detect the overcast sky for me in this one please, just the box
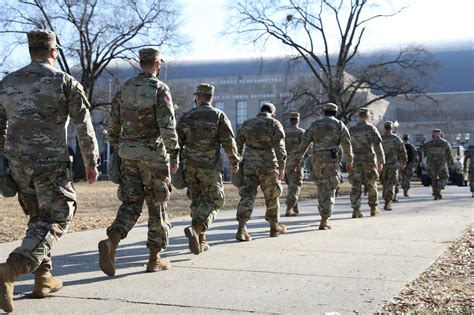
[177,0,474,60]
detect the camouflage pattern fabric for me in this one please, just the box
[421,137,453,195]
[380,133,407,202]
[400,143,419,192]
[0,60,99,272]
[236,112,286,223]
[107,72,179,250]
[284,125,305,208]
[294,116,353,217]
[177,103,239,230]
[348,121,385,209]
[107,159,171,250]
[463,148,474,192]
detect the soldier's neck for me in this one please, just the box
[32,58,55,66]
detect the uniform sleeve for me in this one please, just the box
[0,101,6,154]
[273,121,287,171]
[236,124,246,157]
[107,91,121,149]
[65,78,99,168]
[399,138,408,165]
[373,127,385,164]
[340,123,353,164]
[446,142,454,167]
[294,128,313,162]
[156,85,179,163]
[176,115,186,149]
[218,113,240,167]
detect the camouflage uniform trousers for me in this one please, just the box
[380,165,399,202]
[7,160,76,273]
[107,159,172,251]
[184,165,225,231]
[284,164,303,208]
[349,162,379,209]
[401,162,417,192]
[237,166,282,223]
[311,156,340,217]
[427,163,449,195]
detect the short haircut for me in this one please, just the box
[139,60,156,70]
[260,104,274,114]
[197,93,212,103]
[384,125,393,130]
[29,46,51,59]
[324,110,337,116]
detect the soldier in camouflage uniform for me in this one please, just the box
[348,108,385,218]
[0,30,99,312]
[236,103,287,240]
[284,112,305,217]
[421,129,453,200]
[293,103,353,230]
[400,134,419,197]
[380,121,407,210]
[177,84,239,255]
[98,48,179,276]
[463,145,474,198]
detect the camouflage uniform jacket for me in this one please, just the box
[108,72,179,163]
[381,133,407,166]
[349,121,385,165]
[237,112,286,172]
[464,148,474,170]
[0,60,99,167]
[421,137,453,167]
[177,103,239,170]
[295,116,353,164]
[284,125,305,167]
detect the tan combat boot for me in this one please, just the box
[270,222,287,237]
[293,203,299,215]
[285,205,295,217]
[352,208,363,218]
[146,250,171,272]
[383,200,392,211]
[370,206,380,216]
[184,225,201,255]
[98,229,121,276]
[236,219,251,242]
[32,260,62,298]
[319,215,332,230]
[0,261,27,312]
[199,233,209,252]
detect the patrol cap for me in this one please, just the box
[384,120,394,128]
[358,107,370,116]
[260,102,276,113]
[432,128,441,133]
[27,29,59,49]
[323,103,338,112]
[194,83,215,96]
[139,48,164,62]
[289,112,300,119]
[402,134,410,140]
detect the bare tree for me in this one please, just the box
[0,0,187,107]
[228,0,438,123]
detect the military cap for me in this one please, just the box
[289,112,300,119]
[432,128,441,133]
[402,134,410,140]
[139,48,164,62]
[384,120,394,128]
[27,29,59,49]
[194,83,215,95]
[358,107,370,116]
[260,102,276,113]
[323,103,338,112]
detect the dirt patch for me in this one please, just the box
[382,229,473,313]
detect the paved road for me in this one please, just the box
[0,186,471,314]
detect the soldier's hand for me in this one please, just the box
[86,167,98,184]
[232,165,239,174]
[292,160,300,171]
[277,169,285,180]
[171,163,178,174]
[400,164,406,171]
[346,162,353,172]
[377,163,383,173]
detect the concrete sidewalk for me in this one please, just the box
[0,186,471,314]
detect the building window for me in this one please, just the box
[214,101,224,111]
[236,100,247,126]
